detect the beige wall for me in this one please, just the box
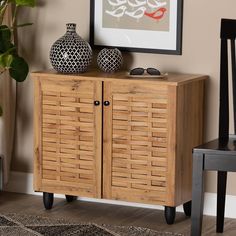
[13,0,236,195]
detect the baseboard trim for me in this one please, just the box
[5,171,236,218]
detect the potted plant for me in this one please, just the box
[0,0,36,114]
[0,0,35,188]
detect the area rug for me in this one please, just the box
[0,213,183,236]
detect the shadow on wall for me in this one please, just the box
[4,172,32,193]
[122,52,134,70]
[12,80,33,172]
[12,1,51,173]
[17,0,50,70]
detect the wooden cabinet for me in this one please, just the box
[32,70,207,223]
[34,78,102,198]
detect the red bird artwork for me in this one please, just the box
[144,7,167,20]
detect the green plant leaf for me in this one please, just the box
[0,25,11,38]
[0,25,13,53]
[0,53,13,67]
[13,0,36,7]
[9,56,29,82]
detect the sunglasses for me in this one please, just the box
[129,67,161,76]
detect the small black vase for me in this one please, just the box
[97,48,123,73]
[50,23,92,73]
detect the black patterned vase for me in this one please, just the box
[97,48,123,73]
[50,23,92,73]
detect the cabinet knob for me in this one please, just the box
[104,101,110,106]
[94,101,100,106]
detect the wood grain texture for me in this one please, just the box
[32,71,207,208]
[33,76,102,198]
[166,86,177,206]
[175,80,205,206]
[32,70,208,86]
[33,77,42,191]
[103,82,113,199]
[103,81,169,205]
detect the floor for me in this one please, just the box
[0,192,235,235]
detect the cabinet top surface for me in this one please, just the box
[31,69,208,85]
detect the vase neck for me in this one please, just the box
[66,23,76,34]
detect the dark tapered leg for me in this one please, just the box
[191,152,205,236]
[217,171,227,233]
[43,192,54,210]
[65,195,77,202]
[164,206,176,224]
[183,201,192,217]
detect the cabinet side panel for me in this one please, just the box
[34,77,42,191]
[175,79,205,205]
[166,86,177,206]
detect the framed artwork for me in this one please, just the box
[90,0,183,55]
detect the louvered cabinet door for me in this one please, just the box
[34,78,102,198]
[103,81,176,206]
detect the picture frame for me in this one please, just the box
[90,0,183,55]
